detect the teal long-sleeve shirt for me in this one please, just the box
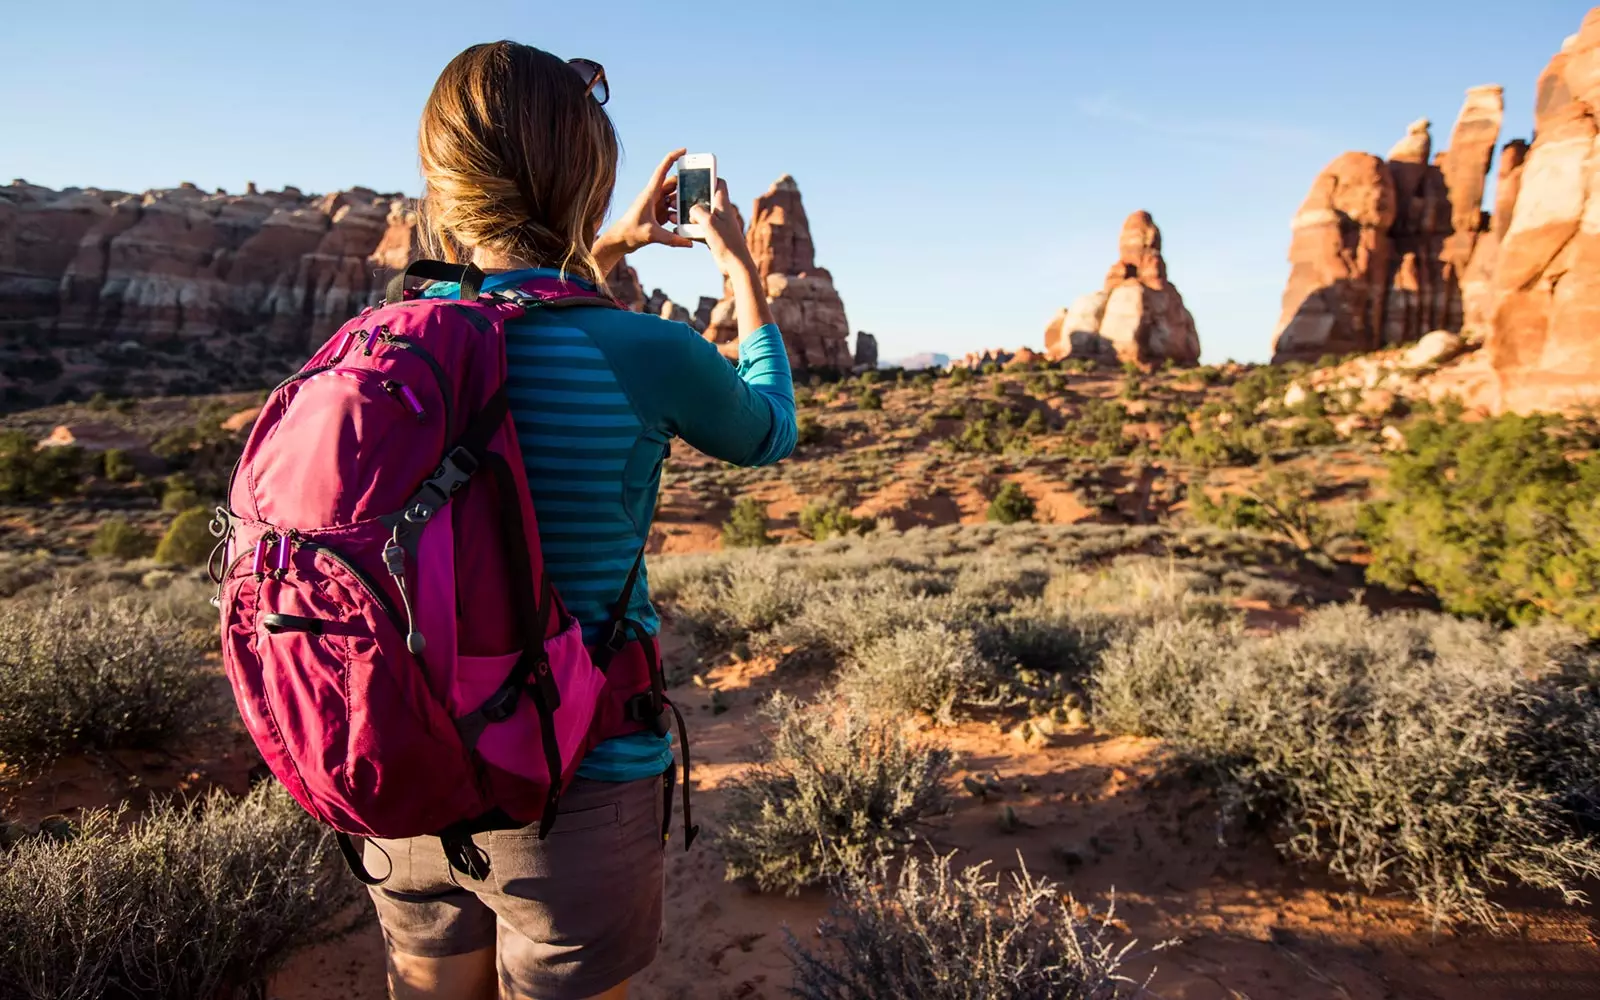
[425,267,797,779]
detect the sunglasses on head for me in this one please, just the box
[568,57,608,106]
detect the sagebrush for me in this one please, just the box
[0,782,361,1000]
[788,852,1151,1000]
[719,695,952,894]
[1092,604,1600,925]
[0,589,217,767]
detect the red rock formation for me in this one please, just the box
[853,331,878,370]
[704,177,852,371]
[1483,10,1600,412]
[1045,211,1200,366]
[605,259,646,311]
[1274,84,1514,362]
[4,181,419,351]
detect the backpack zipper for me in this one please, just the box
[295,538,408,637]
[376,333,454,441]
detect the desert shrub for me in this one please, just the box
[1092,606,1600,926]
[88,516,156,560]
[160,472,200,512]
[1361,413,1600,634]
[1190,468,1347,553]
[0,782,361,1000]
[988,481,1036,524]
[798,499,872,541]
[101,448,136,483]
[840,622,993,723]
[0,432,83,501]
[1045,556,1230,628]
[721,497,773,548]
[1231,365,1292,414]
[1022,408,1048,435]
[155,507,217,566]
[789,854,1150,1000]
[796,413,825,447]
[858,388,883,411]
[0,590,216,767]
[721,695,952,894]
[947,366,973,386]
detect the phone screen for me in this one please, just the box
[679,167,712,225]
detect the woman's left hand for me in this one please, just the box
[594,148,695,273]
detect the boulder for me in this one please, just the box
[853,331,878,370]
[1400,330,1465,370]
[1045,211,1199,366]
[220,406,262,433]
[693,295,717,331]
[38,422,144,453]
[1483,9,1600,412]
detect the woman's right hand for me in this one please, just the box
[690,179,755,280]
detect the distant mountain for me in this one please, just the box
[890,352,949,370]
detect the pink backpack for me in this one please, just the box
[211,261,694,882]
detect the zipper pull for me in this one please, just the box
[384,380,427,422]
[333,328,360,361]
[383,529,426,654]
[363,324,387,356]
[251,535,274,579]
[274,530,296,578]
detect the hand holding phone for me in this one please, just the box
[676,154,716,242]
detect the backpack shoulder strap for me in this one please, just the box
[497,274,623,311]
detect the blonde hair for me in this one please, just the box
[417,41,618,287]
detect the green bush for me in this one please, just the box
[721,497,774,548]
[1361,413,1600,633]
[720,695,952,894]
[987,481,1035,524]
[0,432,83,501]
[858,388,883,411]
[155,507,217,566]
[0,782,362,1000]
[88,516,156,560]
[101,448,137,483]
[161,472,200,512]
[947,366,973,386]
[787,851,1145,1000]
[798,500,872,542]
[0,590,216,768]
[1190,468,1345,553]
[1092,606,1600,926]
[796,414,825,447]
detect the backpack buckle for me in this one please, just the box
[603,620,630,653]
[480,683,521,723]
[624,693,670,736]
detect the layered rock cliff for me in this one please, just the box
[1482,10,1600,412]
[1044,211,1201,366]
[1,181,415,346]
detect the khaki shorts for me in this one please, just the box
[365,775,666,1000]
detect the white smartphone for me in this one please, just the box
[676,153,716,241]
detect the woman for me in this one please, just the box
[364,41,796,1000]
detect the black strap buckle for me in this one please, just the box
[479,683,521,723]
[603,620,630,653]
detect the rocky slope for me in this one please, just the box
[1043,211,1201,366]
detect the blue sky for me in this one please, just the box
[2,1,1589,363]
